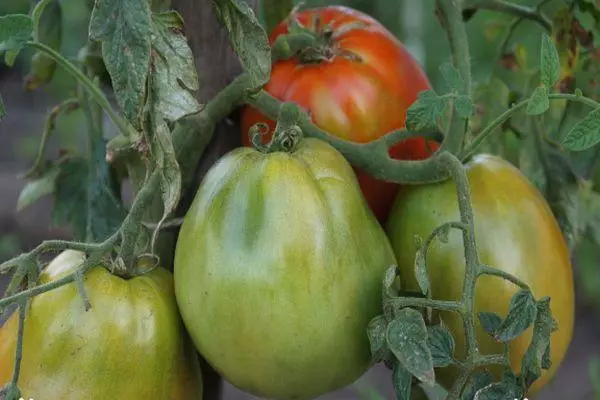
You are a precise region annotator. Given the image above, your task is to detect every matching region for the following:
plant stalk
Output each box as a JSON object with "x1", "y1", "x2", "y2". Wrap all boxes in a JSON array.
[
  {"x1": 25, "y1": 41, "x2": 136, "y2": 138},
  {"x1": 473, "y1": 0, "x2": 552, "y2": 33},
  {"x1": 460, "y1": 93, "x2": 600, "y2": 161},
  {"x1": 436, "y1": 0, "x2": 472, "y2": 155}
]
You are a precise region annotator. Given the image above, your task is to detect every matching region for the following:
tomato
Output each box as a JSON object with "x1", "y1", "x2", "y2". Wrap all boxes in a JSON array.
[
  {"x1": 174, "y1": 138, "x2": 397, "y2": 399},
  {"x1": 385, "y1": 154, "x2": 574, "y2": 395},
  {"x1": 240, "y1": 5, "x2": 439, "y2": 222},
  {"x1": 0, "y1": 250, "x2": 203, "y2": 399}
]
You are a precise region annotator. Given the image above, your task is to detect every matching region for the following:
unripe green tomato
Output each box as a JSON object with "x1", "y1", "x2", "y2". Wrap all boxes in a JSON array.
[
  {"x1": 386, "y1": 154, "x2": 575, "y2": 396},
  {"x1": 0, "y1": 250, "x2": 203, "y2": 399},
  {"x1": 174, "y1": 138, "x2": 397, "y2": 399}
]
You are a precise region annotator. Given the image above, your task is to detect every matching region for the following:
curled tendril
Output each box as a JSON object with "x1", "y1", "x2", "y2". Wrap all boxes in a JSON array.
[
  {"x1": 250, "y1": 102, "x2": 305, "y2": 155},
  {"x1": 275, "y1": 125, "x2": 303, "y2": 153},
  {"x1": 250, "y1": 122, "x2": 272, "y2": 152}
]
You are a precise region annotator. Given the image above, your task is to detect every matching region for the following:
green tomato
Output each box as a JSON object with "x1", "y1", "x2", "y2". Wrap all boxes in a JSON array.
[
  {"x1": 174, "y1": 138, "x2": 397, "y2": 399},
  {"x1": 386, "y1": 154, "x2": 575, "y2": 396},
  {"x1": 0, "y1": 250, "x2": 203, "y2": 399}
]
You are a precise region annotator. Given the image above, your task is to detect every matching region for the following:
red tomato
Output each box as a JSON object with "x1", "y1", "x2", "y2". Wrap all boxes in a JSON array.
[{"x1": 241, "y1": 5, "x2": 439, "y2": 222}]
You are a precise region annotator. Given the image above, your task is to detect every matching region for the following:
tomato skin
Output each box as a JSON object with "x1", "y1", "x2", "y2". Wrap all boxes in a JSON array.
[
  {"x1": 386, "y1": 154, "x2": 574, "y2": 395},
  {"x1": 0, "y1": 250, "x2": 203, "y2": 400},
  {"x1": 240, "y1": 5, "x2": 439, "y2": 222},
  {"x1": 174, "y1": 138, "x2": 397, "y2": 399}
]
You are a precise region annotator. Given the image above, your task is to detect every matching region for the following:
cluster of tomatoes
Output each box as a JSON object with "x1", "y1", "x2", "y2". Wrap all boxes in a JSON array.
[{"x1": 0, "y1": 6, "x2": 574, "y2": 400}]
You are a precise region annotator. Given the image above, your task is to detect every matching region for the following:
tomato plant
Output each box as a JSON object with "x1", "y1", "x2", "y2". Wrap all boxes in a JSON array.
[
  {"x1": 240, "y1": 5, "x2": 439, "y2": 222},
  {"x1": 386, "y1": 154, "x2": 575, "y2": 396},
  {"x1": 0, "y1": 250, "x2": 204, "y2": 400},
  {"x1": 2, "y1": 1, "x2": 600, "y2": 399},
  {"x1": 174, "y1": 138, "x2": 397, "y2": 399}
]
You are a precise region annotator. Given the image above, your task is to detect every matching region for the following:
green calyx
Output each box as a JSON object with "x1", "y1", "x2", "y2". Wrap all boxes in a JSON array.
[
  {"x1": 271, "y1": 8, "x2": 364, "y2": 64},
  {"x1": 251, "y1": 102, "x2": 305, "y2": 154}
]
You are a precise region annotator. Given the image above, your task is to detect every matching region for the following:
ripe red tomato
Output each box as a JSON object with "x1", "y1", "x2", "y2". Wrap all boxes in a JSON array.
[{"x1": 240, "y1": 5, "x2": 439, "y2": 222}]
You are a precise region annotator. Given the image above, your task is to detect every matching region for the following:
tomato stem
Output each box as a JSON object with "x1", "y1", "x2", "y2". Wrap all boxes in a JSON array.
[
  {"x1": 23, "y1": 98, "x2": 79, "y2": 179},
  {"x1": 246, "y1": 91, "x2": 451, "y2": 184},
  {"x1": 460, "y1": 93, "x2": 600, "y2": 161},
  {"x1": 440, "y1": 152, "x2": 481, "y2": 400},
  {"x1": 478, "y1": 265, "x2": 530, "y2": 290},
  {"x1": 10, "y1": 299, "x2": 27, "y2": 389},
  {"x1": 435, "y1": 0, "x2": 472, "y2": 156},
  {"x1": 472, "y1": 0, "x2": 552, "y2": 33}
]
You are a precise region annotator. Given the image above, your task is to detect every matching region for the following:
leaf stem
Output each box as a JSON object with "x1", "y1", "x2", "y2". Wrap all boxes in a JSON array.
[
  {"x1": 10, "y1": 300, "x2": 27, "y2": 389},
  {"x1": 438, "y1": 152, "x2": 480, "y2": 400},
  {"x1": 24, "y1": 41, "x2": 136, "y2": 138},
  {"x1": 478, "y1": 264, "x2": 530, "y2": 290},
  {"x1": 117, "y1": 170, "x2": 161, "y2": 272},
  {"x1": 246, "y1": 90, "x2": 450, "y2": 184},
  {"x1": 0, "y1": 235, "x2": 117, "y2": 310},
  {"x1": 386, "y1": 297, "x2": 463, "y2": 314},
  {"x1": 0, "y1": 239, "x2": 112, "y2": 274},
  {"x1": 473, "y1": 0, "x2": 552, "y2": 33},
  {"x1": 460, "y1": 93, "x2": 600, "y2": 160},
  {"x1": 473, "y1": 353, "x2": 510, "y2": 367},
  {"x1": 460, "y1": 98, "x2": 530, "y2": 161},
  {"x1": 24, "y1": 98, "x2": 78, "y2": 178}
]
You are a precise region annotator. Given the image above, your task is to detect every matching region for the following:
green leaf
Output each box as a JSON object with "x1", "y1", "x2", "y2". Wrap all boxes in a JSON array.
[
  {"x1": 386, "y1": 308, "x2": 435, "y2": 386},
  {"x1": 520, "y1": 297, "x2": 556, "y2": 389},
  {"x1": 474, "y1": 371, "x2": 523, "y2": 400},
  {"x1": 473, "y1": 383, "x2": 518, "y2": 400},
  {"x1": 561, "y1": 107, "x2": 600, "y2": 151},
  {"x1": 406, "y1": 90, "x2": 450, "y2": 132},
  {"x1": 152, "y1": 122, "x2": 182, "y2": 220},
  {"x1": 543, "y1": 149, "x2": 586, "y2": 250},
  {"x1": 26, "y1": 0, "x2": 61, "y2": 89},
  {"x1": 494, "y1": 290, "x2": 537, "y2": 342},
  {"x1": 392, "y1": 362, "x2": 413, "y2": 400},
  {"x1": 367, "y1": 315, "x2": 389, "y2": 363},
  {"x1": 382, "y1": 265, "x2": 399, "y2": 299},
  {"x1": 526, "y1": 86, "x2": 549, "y2": 115},
  {"x1": 427, "y1": 322, "x2": 455, "y2": 367},
  {"x1": 145, "y1": 9, "x2": 194, "y2": 231},
  {"x1": 478, "y1": 312, "x2": 502, "y2": 336},
  {"x1": 150, "y1": 11, "x2": 201, "y2": 122},
  {"x1": 540, "y1": 33, "x2": 560, "y2": 88},
  {"x1": 261, "y1": 0, "x2": 293, "y2": 33},
  {"x1": 455, "y1": 95, "x2": 473, "y2": 118},
  {"x1": 541, "y1": 340, "x2": 552, "y2": 369},
  {"x1": 52, "y1": 142, "x2": 126, "y2": 242},
  {"x1": 461, "y1": 371, "x2": 494, "y2": 400},
  {"x1": 89, "y1": 0, "x2": 151, "y2": 128},
  {"x1": 414, "y1": 247, "x2": 430, "y2": 296},
  {"x1": 440, "y1": 62, "x2": 464, "y2": 92},
  {"x1": 17, "y1": 166, "x2": 60, "y2": 211},
  {"x1": 212, "y1": 0, "x2": 271, "y2": 88},
  {"x1": 0, "y1": 14, "x2": 34, "y2": 64},
  {"x1": 31, "y1": 0, "x2": 55, "y2": 40}
]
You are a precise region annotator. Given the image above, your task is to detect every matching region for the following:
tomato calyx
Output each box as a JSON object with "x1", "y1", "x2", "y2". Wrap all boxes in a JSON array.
[
  {"x1": 251, "y1": 122, "x2": 302, "y2": 154},
  {"x1": 250, "y1": 102, "x2": 304, "y2": 154},
  {"x1": 278, "y1": 8, "x2": 365, "y2": 65}
]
